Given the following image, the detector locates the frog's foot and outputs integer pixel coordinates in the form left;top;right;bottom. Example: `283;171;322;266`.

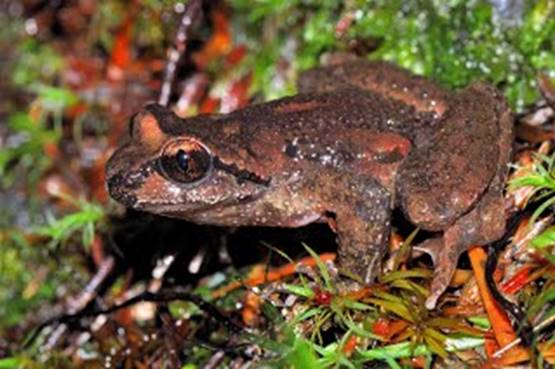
414;236;467;310
412;237;443;264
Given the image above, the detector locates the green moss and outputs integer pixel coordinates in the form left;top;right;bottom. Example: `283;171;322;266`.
230;0;555;111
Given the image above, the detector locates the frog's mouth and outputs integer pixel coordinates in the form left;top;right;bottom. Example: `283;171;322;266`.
136;193;264;225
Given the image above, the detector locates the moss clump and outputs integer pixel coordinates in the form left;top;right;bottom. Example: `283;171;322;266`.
230;0;555;110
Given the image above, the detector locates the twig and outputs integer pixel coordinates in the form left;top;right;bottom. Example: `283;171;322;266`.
149;253;176;292
202;351;226;369
26;286;243;347
69;256;116;310
39;256;115;350
493;314;555;358
511;215;552;259
158;0;203;106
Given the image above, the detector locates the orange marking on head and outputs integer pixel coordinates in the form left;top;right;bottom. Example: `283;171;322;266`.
133;112;167;150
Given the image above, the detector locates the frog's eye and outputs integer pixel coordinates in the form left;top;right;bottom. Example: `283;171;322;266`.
159;139;212;184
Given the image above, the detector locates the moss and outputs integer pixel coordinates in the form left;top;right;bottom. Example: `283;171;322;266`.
230;0;555;110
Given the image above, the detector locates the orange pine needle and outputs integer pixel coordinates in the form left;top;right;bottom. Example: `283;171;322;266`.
484;334;499;358
108;5;139;81
468;246;530;363
109;14;133;70
192;8;232;69
212;253;336;298
501;265;533;294
341;286;373;300
541;342;555;365
342;334;358;356
242;291;262;327
372;318;410;341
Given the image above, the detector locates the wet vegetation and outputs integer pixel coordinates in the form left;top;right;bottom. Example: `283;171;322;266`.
0;0;554;368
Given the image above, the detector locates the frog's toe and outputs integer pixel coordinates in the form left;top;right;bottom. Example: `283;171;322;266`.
412;237;443;264
420;237;467;310
425;261;457;310
412;237;467;309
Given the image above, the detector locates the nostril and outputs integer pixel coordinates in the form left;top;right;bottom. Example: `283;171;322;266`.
107;173;124;193
106;174;133;205
106;174;121;199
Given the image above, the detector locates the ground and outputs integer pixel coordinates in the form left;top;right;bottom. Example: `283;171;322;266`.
0;1;554;368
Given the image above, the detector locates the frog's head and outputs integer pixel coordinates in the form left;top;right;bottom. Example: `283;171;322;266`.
106;104;271;223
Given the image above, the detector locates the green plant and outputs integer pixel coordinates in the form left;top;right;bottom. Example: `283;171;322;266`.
509;152;555;350
229;1;555;111
510;152;555;262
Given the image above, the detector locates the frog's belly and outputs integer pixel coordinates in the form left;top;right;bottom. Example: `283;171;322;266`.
259;211;323;228
187;209;323;228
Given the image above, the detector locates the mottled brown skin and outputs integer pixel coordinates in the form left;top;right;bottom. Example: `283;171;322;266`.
106;60;513;309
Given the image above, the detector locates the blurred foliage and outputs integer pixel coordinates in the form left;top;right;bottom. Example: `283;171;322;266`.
33;198;105;250
12;40;64;88
0;6;99;339
0;113;57;189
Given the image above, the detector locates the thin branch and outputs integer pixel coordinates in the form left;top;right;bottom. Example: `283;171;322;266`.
158;0;203;106
25;286;243;347
41;256;115;350
202;351;226;369
70;256;116;310
493;313;555;358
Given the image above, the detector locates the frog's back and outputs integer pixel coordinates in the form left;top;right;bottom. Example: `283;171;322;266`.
178;89;436;150
298;60;452;116
160;89;432;192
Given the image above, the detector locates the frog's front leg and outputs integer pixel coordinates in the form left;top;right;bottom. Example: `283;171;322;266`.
317;174;392;283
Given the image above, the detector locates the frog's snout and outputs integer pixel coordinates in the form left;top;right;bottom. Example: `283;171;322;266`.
106;172;139;207
105;142;148;208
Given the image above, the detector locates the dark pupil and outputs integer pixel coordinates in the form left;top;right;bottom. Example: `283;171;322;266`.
177;149;189;171
160;146;211;183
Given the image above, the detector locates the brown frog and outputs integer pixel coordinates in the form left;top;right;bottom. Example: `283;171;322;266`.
106;60;513;309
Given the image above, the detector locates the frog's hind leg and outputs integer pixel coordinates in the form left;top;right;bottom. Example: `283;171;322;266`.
419;190;507;310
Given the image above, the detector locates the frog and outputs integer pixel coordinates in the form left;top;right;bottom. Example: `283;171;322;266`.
106;59;513;309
